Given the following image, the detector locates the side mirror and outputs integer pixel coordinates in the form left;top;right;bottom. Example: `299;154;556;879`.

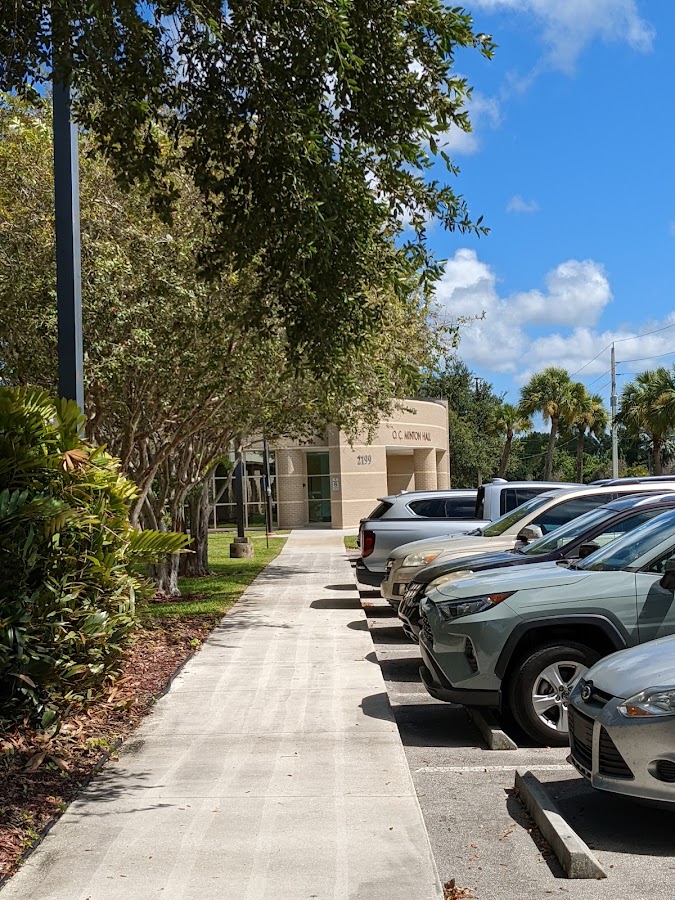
578;542;600;559
517;525;544;543
660;559;675;591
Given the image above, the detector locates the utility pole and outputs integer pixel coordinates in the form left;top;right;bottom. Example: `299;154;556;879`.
611;343;619;479
53;18;85;409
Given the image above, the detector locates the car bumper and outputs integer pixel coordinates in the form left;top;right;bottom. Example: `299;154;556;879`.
419;637;500;708
568;696;675;805
397;587;424;641
380;563;418;604
355;559;385;587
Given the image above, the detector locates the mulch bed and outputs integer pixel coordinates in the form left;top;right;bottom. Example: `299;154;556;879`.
0;614;218;883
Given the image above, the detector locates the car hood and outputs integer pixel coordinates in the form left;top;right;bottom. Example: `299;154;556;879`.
390;527;490;560
580;635;675;700
415;550;522;586
430;534;521;561
428;560;593;601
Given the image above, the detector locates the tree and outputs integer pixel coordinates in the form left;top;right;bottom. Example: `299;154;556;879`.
420;360;503;487
617;367;675;475
0;96;440;593
0;2;494;373
562;385;608;483
519;367;572;480
491;402;533;478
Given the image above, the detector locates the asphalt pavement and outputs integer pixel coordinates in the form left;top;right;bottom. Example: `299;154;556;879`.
360;588;675;900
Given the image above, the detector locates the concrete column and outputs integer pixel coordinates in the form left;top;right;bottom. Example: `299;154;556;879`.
413;448;437;491
276;449;307;527
436;449;450;489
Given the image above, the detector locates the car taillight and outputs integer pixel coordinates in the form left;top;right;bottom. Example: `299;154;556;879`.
362;531;375;558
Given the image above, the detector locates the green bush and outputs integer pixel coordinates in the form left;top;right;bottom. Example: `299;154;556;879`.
0;387;188;723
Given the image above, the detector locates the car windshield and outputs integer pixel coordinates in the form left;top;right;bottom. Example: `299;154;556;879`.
518;506;617;556
577;509;675;571
481;494;556;537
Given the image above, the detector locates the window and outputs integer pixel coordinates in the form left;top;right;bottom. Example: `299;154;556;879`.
579;509;675;572
368;501;393;519
443;496;478;518
531;495;609;535
409;498;448;518
499;486;549;516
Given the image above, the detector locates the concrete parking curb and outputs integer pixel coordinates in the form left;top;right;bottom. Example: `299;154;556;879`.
515;769;607;879
466;708;518;751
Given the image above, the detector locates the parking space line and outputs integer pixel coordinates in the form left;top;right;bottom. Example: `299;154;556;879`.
415;764;571;773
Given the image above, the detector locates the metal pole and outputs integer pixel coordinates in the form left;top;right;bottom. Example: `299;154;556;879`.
234;445;246;540
52;26;84;409
263;436;274;544
611;343;619;479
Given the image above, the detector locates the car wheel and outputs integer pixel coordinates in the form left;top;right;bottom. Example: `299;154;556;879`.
508;642;600;746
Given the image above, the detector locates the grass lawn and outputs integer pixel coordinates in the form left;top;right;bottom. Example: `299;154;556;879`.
141;532;287;619
344;535;359;550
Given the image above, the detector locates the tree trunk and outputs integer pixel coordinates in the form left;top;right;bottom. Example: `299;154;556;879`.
498;430;512;478
180;481;211;577
154;553;180;596
576;429;585;483
545;417;558;480
654;436;663;475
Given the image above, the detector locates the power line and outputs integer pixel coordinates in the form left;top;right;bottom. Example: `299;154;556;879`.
568;321;675;381
585;369;610;388
618;349;675;365
570;346;611;378
613;321;675;344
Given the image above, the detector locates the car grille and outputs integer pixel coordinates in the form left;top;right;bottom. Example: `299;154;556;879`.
569;708;634;780
420;614;433;646
568;707;594;771
400;584;422;617
598;728;633;780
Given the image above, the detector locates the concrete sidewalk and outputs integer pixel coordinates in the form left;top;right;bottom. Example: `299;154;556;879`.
3;530;442;900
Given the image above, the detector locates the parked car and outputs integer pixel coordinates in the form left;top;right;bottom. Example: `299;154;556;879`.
356;480;570;588
568;633;675;805
381;481;675;605
398;493;675;641
418;506;675;745
356;489;479;586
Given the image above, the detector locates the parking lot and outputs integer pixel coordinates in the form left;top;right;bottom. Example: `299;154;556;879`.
354;578;675;900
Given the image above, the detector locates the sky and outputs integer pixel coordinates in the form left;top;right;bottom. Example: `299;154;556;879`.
427;0;675;411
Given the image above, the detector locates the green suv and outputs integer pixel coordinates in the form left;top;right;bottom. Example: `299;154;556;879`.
419;507;675;745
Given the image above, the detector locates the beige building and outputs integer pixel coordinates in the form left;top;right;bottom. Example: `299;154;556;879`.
272;398;450;529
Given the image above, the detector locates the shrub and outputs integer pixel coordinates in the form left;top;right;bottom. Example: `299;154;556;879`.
0;387;188;723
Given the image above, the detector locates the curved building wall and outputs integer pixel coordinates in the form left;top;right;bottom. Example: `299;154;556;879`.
273;399;450;529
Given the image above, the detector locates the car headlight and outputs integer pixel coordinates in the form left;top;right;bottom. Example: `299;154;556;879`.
435;592;513;622
426;571;473;591
618;687;675;718
402;549;444;567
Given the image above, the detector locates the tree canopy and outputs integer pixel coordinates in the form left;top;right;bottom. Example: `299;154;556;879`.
0;1;494;371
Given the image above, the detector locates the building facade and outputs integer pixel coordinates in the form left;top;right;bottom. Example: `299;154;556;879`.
273;398;450;529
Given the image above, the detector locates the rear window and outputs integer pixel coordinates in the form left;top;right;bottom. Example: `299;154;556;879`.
367;501;393;520
499;486;552;516
408;497;475;519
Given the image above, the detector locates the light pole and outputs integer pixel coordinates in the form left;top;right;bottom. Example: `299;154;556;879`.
53;20;84;409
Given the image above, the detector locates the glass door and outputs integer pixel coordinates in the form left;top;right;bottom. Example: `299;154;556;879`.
307;452;332;523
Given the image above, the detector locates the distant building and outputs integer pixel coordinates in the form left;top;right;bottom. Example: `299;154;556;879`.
209;399;450;529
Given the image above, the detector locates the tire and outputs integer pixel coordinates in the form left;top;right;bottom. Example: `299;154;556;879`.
507;642;600;746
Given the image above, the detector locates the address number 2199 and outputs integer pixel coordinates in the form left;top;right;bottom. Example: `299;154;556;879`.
356;454;372;466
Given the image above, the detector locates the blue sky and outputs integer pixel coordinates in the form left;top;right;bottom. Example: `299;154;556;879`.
428;0;675;410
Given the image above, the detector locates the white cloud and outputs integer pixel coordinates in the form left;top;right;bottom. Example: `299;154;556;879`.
440;93;501;156
433;248;675;385
507;195;539;213
472;0;655;72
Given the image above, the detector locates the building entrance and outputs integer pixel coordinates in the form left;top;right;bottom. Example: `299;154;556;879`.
307;452;332;523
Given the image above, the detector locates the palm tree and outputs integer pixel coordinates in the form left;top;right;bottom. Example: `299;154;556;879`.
618;367;675;475
519;367;572;480
564;384;609;483
491;402;533;477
